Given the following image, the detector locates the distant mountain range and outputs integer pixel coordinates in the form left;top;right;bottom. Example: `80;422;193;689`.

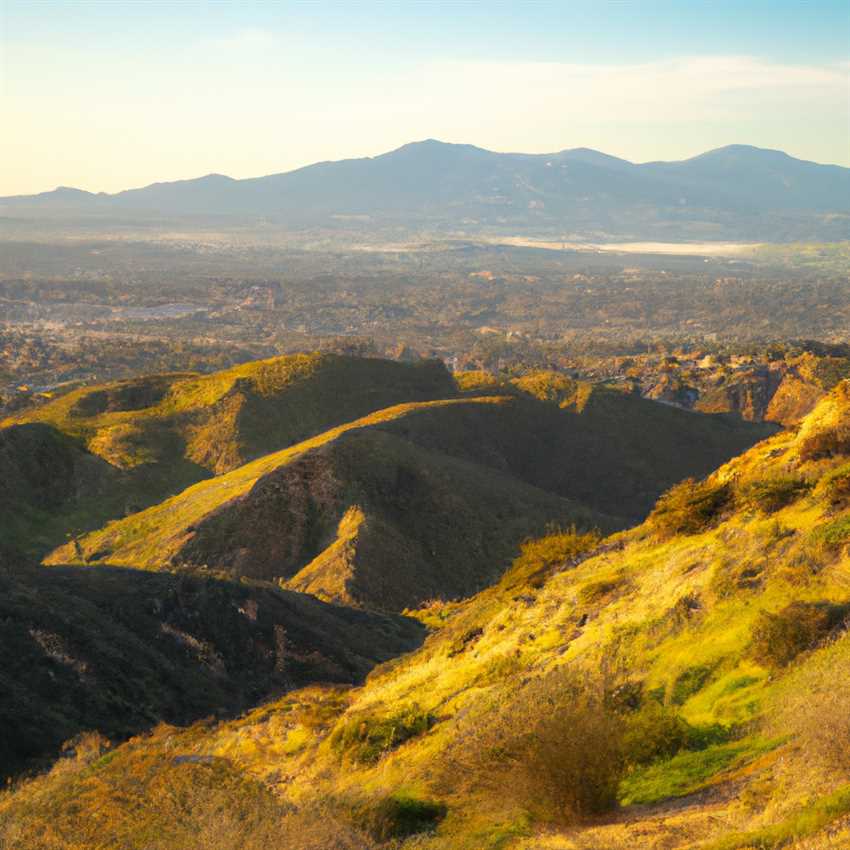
4;140;850;239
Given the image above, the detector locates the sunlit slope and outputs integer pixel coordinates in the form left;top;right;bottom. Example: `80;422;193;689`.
46;397;607;610
43;397;497;567
11;383;850;848
4;353;455;473
1;354;456;553
691;351;850;425
43;376;772;610
270;428;606;610
3;356;771;561
261;379;846;847
176;425;604;610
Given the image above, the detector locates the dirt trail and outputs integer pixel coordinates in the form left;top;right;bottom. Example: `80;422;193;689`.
515;782;746;849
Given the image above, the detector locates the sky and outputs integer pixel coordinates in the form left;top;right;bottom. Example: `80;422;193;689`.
1;0;849;195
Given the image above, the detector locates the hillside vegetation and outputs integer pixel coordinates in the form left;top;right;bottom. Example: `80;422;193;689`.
0;423;127;555
426;374;775;519
41;396;604;610
40;365;770;610
6;381;850;848
0;554;423;782
0;354;455;554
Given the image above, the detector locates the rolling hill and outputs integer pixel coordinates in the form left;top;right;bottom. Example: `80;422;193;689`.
0;554;424;782
4;140;849;239
30;359;772;610
5;381;850;849
44;399;606;611
0;354;457;555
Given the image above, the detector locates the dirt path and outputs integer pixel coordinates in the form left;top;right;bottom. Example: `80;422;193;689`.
514;782;748;849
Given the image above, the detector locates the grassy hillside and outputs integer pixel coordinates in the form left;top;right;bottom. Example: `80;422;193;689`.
0;423;126;556
8;381;850;848
401;377;776;520
42;378;770;611
0;555;423;782
1;354;455;554
3;356;771;562
4;354;456;471
45;397;607;610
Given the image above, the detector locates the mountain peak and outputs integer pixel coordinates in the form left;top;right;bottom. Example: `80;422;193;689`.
558;147;634;168
385;138;490;157
3;140;848;224
687;143;794;163
195;172;234;182
50;186;94;198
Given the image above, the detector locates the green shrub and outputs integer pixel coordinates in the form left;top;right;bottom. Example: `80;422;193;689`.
505;528;601;590
623;703;692;765
736;476;810;514
750;602;835;668
799;424;850;462
358;795;447;841
578;576;624;605
622;701;728;767
812;515;850;550
442;668;625;823
330;704;436;764
670;665;715;705
821;463;850;507
649;478;732;538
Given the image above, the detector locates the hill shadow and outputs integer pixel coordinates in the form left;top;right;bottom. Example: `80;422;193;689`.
0;560;424;780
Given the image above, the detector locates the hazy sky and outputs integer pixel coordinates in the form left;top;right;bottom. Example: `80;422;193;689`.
2;0;849;195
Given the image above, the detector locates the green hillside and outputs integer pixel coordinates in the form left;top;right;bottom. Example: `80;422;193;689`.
387;377;776;520
187;429;603;611
44;397;607;610
7;382;850;849
3;356;771;562
41;375;771;611
0;423;126;556
0;354;456;555
5;354;456;472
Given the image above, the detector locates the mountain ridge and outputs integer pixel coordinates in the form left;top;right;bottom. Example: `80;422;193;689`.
8;141;848;200
4;140;848;239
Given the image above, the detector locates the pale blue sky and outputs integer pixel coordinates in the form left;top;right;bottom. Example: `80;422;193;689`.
2;0;849;194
